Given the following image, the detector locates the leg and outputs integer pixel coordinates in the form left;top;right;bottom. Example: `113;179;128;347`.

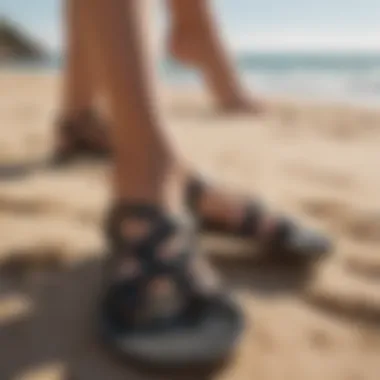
61;0;96;116
168;0;263;112
62;0;328;261
74;0;242;367
52;0;156;164
54;0;260;166
79;0;173;202
53;0;110;163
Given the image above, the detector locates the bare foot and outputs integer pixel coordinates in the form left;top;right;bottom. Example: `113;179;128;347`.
168;24;265;115
218;93;267;115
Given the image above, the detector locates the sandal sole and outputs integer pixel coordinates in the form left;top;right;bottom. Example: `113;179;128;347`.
98;294;244;372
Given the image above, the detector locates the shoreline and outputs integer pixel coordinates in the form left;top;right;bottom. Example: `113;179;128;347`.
2;70;380;113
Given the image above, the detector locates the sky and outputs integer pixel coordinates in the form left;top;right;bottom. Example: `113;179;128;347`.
1;0;380;53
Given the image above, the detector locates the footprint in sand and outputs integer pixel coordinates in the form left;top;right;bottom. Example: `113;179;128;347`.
305;261;380;324
298;195;347;224
345;248;380;280
286;163;354;190
297;193;380;282
298;196;380;244
343;209;380;244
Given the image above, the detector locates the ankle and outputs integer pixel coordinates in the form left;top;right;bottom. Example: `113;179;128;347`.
114;164;172;207
115;181;165;206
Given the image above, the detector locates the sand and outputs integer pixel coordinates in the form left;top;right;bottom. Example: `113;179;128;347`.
0;73;380;380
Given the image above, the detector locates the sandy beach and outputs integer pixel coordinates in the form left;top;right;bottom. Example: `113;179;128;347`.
0;73;380;380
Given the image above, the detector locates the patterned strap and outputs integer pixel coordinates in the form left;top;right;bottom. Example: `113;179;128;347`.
105;203;164;249
185;178;265;238
262;217;293;245
184;179;330;257
57;109;97;138
237;202;265;237
104;203;199;328
185;177;205;214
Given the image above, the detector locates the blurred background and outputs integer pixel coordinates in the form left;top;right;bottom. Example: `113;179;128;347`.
0;1;380;380
2;0;380;105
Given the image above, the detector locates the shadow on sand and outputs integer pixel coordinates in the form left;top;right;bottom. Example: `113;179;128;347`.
0;244;312;380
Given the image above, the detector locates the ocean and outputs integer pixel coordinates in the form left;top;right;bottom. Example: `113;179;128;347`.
3;51;380;107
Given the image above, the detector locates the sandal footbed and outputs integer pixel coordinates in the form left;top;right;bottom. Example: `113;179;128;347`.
100;293;243;368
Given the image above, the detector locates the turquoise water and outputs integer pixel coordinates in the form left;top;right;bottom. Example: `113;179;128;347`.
3;51;380;105
240;52;380;71
166;52;380;106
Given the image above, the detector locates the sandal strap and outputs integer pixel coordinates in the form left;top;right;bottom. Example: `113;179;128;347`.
268;217;293;243
56;109;90;141
104;202;201;328
54;109;109;159
106;203;164;249
238;202;265;237
185;178;265;238
57;109;96;136
107;203;192;271
185;177;205;214
185;179;331;258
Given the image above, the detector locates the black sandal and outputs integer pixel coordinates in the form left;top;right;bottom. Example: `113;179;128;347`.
0;109;110;180
186;178;332;261
51;109;110;166
99;203;243;369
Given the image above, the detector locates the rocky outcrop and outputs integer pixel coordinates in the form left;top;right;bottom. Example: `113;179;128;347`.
0;18;47;61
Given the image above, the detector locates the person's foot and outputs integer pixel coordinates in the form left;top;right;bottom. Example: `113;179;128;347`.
52;108;111;165
168;24;265;115
100;202;243;369
185;177;332;261
217;93;266;115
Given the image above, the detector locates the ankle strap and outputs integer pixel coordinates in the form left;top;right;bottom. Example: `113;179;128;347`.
106;202;167;249
185;178;206;213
